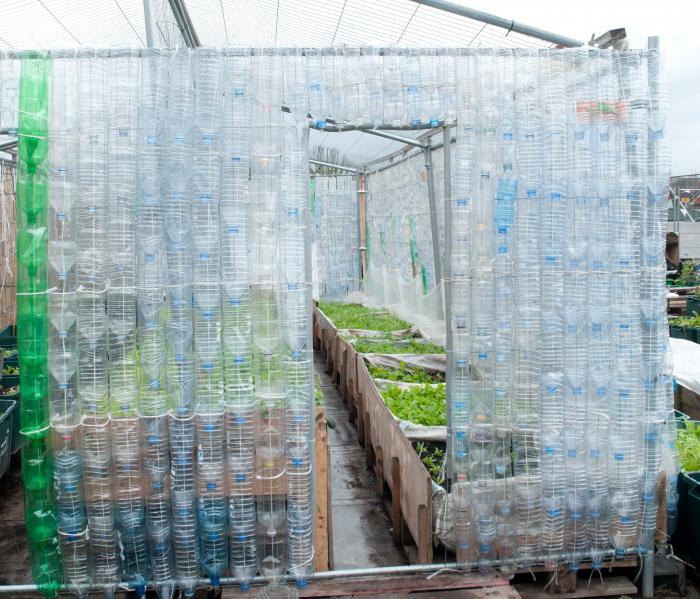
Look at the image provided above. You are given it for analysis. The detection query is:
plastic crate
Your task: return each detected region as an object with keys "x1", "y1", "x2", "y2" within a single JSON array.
[
  {"x1": 0, "y1": 390, "x2": 20, "y2": 454},
  {"x1": 0, "y1": 399, "x2": 16, "y2": 479},
  {"x1": 688, "y1": 328, "x2": 700, "y2": 344},
  {"x1": 670, "y1": 325, "x2": 692, "y2": 341},
  {"x1": 674, "y1": 471, "x2": 700, "y2": 569},
  {"x1": 0, "y1": 374, "x2": 18, "y2": 388},
  {"x1": 0, "y1": 326, "x2": 15, "y2": 350},
  {"x1": 688, "y1": 296, "x2": 700, "y2": 318}
]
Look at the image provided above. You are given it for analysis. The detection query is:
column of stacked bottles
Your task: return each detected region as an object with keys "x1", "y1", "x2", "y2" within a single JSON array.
[{"x1": 17, "y1": 54, "x2": 63, "y2": 594}]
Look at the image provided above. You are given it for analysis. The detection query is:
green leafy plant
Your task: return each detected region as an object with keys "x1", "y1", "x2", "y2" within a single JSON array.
[
  {"x1": 318, "y1": 302, "x2": 411, "y2": 332},
  {"x1": 678, "y1": 422, "x2": 700, "y2": 471},
  {"x1": 2, "y1": 365, "x2": 18, "y2": 375},
  {"x1": 415, "y1": 442, "x2": 446, "y2": 484},
  {"x1": 354, "y1": 338, "x2": 445, "y2": 355},
  {"x1": 675, "y1": 261, "x2": 699, "y2": 286},
  {"x1": 368, "y1": 362, "x2": 442, "y2": 383},
  {"x1": 2, "y1": 349, "x2": 16, "y2": 358},
  {"x1": 382, "y1": 383, "x2": 446, "y2": 426},
  {"x1": 314, "y1": 373, "x2": 324, "y2": 406},
  {"x1": 670, "y1": 315, "x2": 700, "y2": 329}
]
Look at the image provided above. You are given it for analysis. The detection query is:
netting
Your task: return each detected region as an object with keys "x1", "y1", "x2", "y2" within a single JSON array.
[
  {"x1": 311, "y1": 175, "x2": 360, "y2": 302},
  {"x1": 0, "y1": 45, "x2": 678, "y2": 593}
]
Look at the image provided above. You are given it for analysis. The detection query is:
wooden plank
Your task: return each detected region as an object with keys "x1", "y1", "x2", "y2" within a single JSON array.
[
  {"x1": 656, "y1": 471, "x2": 668, "y2": 543},
  {"x1": 356, "y1": 357, "x2": 433, "y2": 564},
  {"x1": 224, "y1": 574, "x2": 508, "y2": 598},
  {"x1": 314, "y1": 407, "x2": 330, "y2": 572},
  {"x1": 391, "y1": 456, "x2": 401, "y2": 544},
  {"x1": 372, "y1": 590, "x2": 521, "y2": 599},
  {"x1": 516, "y1": 576, "x2": 637, "y2": 599},
  {"x1": 296, "y1": 572, "x2": 509, "y2": 598},
  {"x1": 326, "y1": 433, "x2": 334, "y2": 571}
]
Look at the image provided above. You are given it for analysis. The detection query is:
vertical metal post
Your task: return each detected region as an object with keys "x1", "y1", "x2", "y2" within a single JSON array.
[
  {"x1": 357, "y1": 172, "x2": 367, "y2": 285},
  {"x1": 423, "y1": 145, "x2": 443, "y2": 304},
  {"x1": 143, "y1": 0, "x2": 156, "y2": 47},
  {"x1": 673, "y1": 188, "x2": 680, "y2": 234},
  {"x1": 442, "y1": 125, "x2": 453, "y2": 485}
]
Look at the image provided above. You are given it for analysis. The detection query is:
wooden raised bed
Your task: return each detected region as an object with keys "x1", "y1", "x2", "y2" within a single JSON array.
[
  {"x1": 313, "y1": 304, "x2": 434, "y2": 564},
  {"x1": 355, "y1": 354, "x2": 434, "y2": 563}
]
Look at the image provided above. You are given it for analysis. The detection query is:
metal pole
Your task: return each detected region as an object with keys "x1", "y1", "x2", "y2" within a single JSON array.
[
  {"x1": 309, "y1": 159, "x2": 358, "y2": 173},
  {"x1": 423, "y1": 145, "x2": 443, "y2": 318},
  {"x1": 442, "y1": 126, "x2": 452, "y2": 484},
  {"x1": 142, "y1": 0, "x2": 156, "y2": 48},
  {"x1": 407, "y1": 0, "x2": 585, "y2": 47},
  {"x1": 673, "y1": 189, "x2": 680, "y2": 234},
  {"x1": 357, "y1": 172, "x2": 367, "y2": 283},
  {"x1": 0, "y1": 139, "x2": 17, "y2": 152},
  {"x1": 362, "y1": 128, "x2": 428, "y2": 148},
  {"x1": 166, "y1": 0, "x2": 201, "y2": 47},
  {"x1": 0, "y1": 548, "x2": 640, "y2": 594},
  {"x1": 317, "y1": 121, "x2": 440, "y2": 136}
]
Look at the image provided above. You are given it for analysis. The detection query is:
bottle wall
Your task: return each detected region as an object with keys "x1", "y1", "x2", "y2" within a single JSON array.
[{"x1": 7, "y1": 46, "x2": 673, "y2": 593}]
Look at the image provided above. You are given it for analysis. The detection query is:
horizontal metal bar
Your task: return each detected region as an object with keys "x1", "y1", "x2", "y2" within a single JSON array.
[
  {"x1": 0, "y1": 548, "x2": 639, "y2": 594},
  {"x1": 0, "y1": 139, "x2": 17, "y2": 152},
  {"x1": 313, "y1": 121, "x2": 444, "y2": 134},
  {"x1": 362, "y1": 126, "x2": 449, "y2": 169},
  {"x1": 362, "y1": 128, "x2": 428, "y2": 148},
  {"x1": 409, "y1": 0, "x2": 585, "y2": 47},
  {"x1": 309, "y1": 159, "x2": 358, "y2": 173}
]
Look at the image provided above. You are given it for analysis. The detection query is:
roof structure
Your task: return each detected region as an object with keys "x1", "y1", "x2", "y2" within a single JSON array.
[
  {"x1": 0, "y1": 0, "x2": 557, "y2": 50},
  {"x1": 0, "y1": 0, "x2": 576, "y2": 164}
]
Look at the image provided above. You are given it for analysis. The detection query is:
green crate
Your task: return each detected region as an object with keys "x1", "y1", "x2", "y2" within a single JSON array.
[
  {"x1": 673, "y1": 471, "x2": 700, "y2": 569},
  {"x1": 670, "y1": 325, "x2": 692, "y2": 341},
  {"x1": 1, "y1": 374, "x2": 18, "y2": 388},
  {"x1": 0, "y1": 399, "x2": 16, "y2": 479},
  {"x1": 0, "y1": 326, "x2": 15, "y2": 350},
  {"x1": 688, "y1": 296, "x2": 700, "y2": 318}
]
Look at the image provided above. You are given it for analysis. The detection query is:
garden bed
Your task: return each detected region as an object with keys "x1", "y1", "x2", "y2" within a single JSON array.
[
  {"x1": 313, "y1": 302, "x2": 447, "y2": 563},
  {"x1": 670, "y1": 315, "x2": 700, "y2": 343}
]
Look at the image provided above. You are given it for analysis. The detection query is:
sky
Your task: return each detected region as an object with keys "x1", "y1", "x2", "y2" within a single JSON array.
[{"x1": 455, "y1": 0, "x2": 700, "y2": 176}]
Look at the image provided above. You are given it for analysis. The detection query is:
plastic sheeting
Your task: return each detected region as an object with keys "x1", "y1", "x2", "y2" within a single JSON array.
[
  {"x1": 670, "y1": 338, "x2": 700, "y2": 396},
  {"x1": 311, "y1": 175, "x2": 360, "y2": 301}
]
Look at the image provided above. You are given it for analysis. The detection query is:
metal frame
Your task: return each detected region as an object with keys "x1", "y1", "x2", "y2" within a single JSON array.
[
  {"x1": 166, "y1": 0, "x2": 200, "y2": 47},
  {"x1": 309, "y1": 124, "x2": 447, "y2": 297},
  {"x1": 143, "y1": 0, "x2": 156, "y2": 47},
  {"x1": 309, "y1": 159, "x2": 358, "y2": 173},
  {"x1": 422, "y1": 144, "x2": 442, "y2": 296},
  {"x1": 408, "y1": 0, "x2": 585, "y2": 47},
  {"x1": 441, "y1": 124, "x2": 453, "y2": 482}
]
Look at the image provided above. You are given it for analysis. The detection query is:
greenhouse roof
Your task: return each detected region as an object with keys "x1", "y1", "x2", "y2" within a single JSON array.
[
  {"x1": 0, "y1": 0, "x2": 556, "y2": 50},
  {"x1": 0, "y1": 0, "x2": 569, "y2": 164}
]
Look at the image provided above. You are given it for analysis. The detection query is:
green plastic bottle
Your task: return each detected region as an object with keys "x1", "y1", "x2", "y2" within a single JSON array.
[{"x1": 17, "y1": 53, "x2": 63, "y2": 597}]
